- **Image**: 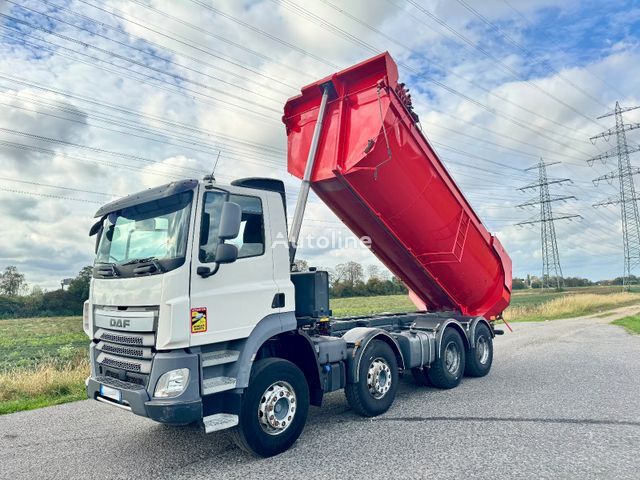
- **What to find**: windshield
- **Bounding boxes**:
[96,191,193,266]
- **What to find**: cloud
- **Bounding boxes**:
[0,0,638,290]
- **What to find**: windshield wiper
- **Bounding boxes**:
[122,257,165,273]
[94,262,120,277]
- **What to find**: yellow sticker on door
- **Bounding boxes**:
[191,307,207,333]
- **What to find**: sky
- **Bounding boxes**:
[0,0,639,290]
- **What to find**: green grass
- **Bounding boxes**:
[331,295,414,317]
[0,316,87,370]
[0,391,87,416]
[612,314,640,334]
[0,316,88,415]
[331,286,640,322]
[2,285,638,416]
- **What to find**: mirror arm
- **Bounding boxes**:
[197,263,220,278]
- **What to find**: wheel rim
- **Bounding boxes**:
[444,341,460,375]
[367,357,392,399]
[257,381,296,436]
[476,335,490,365]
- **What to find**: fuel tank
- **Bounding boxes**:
[283,52,512,319]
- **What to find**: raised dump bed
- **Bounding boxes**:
[283,52,512,319]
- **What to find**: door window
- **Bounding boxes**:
[199,192,265,262]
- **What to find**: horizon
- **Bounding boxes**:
[1,0,639,289]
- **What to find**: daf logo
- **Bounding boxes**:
[110,318,131,329]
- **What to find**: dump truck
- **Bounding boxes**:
[84,52,512,457]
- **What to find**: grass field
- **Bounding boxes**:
[331,286,640,321]
[0,317,88,415]
[612,314,640,334]
[2,285,640,415]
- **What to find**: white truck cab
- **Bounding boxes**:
[84,175,496,457]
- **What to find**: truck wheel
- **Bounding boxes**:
[231,358,309,457]
[345,340,398,417]
[428,328,465,389]
[465,323,493,377]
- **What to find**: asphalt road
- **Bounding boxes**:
[2,306,640,480]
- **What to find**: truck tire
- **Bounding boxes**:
[465,322,493,377]
[231,358,309,457]
[345,340,398,417]
[428,328,465,389]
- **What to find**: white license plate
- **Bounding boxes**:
[100,385,121,402]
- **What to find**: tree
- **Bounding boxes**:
[366,264,380,281]
[0,266,27,296]
[68,266,93,301]
[512,278,527,290]
[335,261,364,287]
[292,259,308,272]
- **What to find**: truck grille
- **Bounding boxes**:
[100,331,144,346]
[99,355,143,372]
[100,343,145,358]
[94,331,155,379]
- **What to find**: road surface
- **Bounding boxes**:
[2,306,640,479]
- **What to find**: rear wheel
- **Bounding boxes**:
[231,358,309,457]
[345,340,398,417]
[428,328,465,389]
[465,322,493,377]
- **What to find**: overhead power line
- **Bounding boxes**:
[276,0,603,159]
[0,127,207,176]
[454,0,608,110]
[75,0,302,90]
[0,75,286,157]
[0,14,281,117]
[0,29,281,128]
[500,0,627,99]
[404,0,603,127]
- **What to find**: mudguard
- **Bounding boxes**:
[341,327,405,383]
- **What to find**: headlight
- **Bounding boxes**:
[154,368,190,398]
[83,301,90,335]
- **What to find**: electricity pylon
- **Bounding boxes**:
[588,102,640,288]
[516,159,581,290]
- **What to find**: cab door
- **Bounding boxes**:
[189,186,279,345]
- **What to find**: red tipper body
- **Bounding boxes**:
[283,52,512,319]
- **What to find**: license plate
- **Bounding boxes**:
[100,385,121,402]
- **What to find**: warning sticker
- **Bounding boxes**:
[191,307,207,333]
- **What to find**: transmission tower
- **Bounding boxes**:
[516,159,581,290]
[588,102,640,288]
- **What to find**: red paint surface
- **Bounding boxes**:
[284,53,512,318]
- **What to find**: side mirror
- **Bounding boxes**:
[218,201,242,240]
[89,218,103,237]
[215,243,238,264]
[89,218,104,254]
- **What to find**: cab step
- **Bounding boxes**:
[201,350,240,367]
[202,376,237,395]
[203,413,239,433]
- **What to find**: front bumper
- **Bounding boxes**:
[87,350,202,425]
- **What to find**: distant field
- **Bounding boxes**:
[331,295,414,317]
[331,285,639,319]
[2,285,639,415]
[0,317,88,415]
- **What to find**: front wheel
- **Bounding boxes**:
[345,339,398,417]
[231,358,309,457]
